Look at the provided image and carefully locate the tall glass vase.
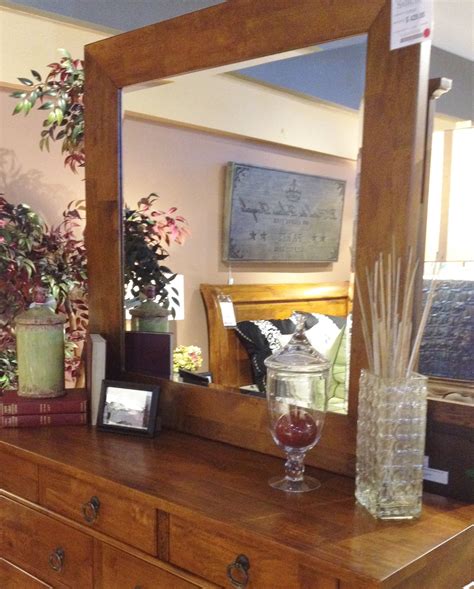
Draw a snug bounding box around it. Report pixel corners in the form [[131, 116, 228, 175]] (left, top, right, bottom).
[[355, 370, 428, 520]]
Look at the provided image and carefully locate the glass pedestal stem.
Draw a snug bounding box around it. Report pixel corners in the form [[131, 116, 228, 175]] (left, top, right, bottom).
[[284, 451, 305, 482], [269, 450, 321, 493]]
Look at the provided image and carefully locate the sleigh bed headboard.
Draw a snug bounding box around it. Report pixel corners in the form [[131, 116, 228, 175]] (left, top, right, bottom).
[[200, 282, 350, 389]]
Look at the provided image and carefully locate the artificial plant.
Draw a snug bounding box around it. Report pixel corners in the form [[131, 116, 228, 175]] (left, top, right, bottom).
[[11, 49, 85, 172], [0, 196, 87, 390], [10, 52, 190, 315], [124, 193, 190, 312]]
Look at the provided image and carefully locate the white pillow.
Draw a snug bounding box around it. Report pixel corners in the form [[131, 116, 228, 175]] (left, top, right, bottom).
[[304, 313, 342, 357]]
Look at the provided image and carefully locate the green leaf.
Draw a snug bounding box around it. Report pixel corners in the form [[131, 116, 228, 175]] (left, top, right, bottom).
[[46, 111, 56, 125], [18, 77, 33, 86], [12, 102, 23, 115], [31, 69, 42, 81], [59, 48, 72, 59], [10, 91, 27, 99], [38, 101, 54, 110], [22, 100, 32, 115], [55, 108, 64, 125]]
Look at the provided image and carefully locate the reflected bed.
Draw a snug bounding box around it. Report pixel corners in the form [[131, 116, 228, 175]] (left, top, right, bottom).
[[200, 282, 351, 411]]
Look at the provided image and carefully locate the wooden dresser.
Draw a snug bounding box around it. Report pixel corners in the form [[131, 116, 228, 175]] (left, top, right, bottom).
[[0, 426, 472, 589]]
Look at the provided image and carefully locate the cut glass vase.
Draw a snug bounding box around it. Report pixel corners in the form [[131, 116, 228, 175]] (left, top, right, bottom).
[[355, 369, 428, 520]]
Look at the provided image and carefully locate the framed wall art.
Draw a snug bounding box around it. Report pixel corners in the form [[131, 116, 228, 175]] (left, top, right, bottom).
[[223, 162, 346, 263]]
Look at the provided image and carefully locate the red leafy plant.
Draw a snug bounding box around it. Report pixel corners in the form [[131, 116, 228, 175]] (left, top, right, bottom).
[[124, 193, 190, 310], [0, 196, 87, 389]]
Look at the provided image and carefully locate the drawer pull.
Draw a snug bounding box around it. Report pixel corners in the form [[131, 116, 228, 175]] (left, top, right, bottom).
[[48, 547, 65, 572], [82, 495, 101, 523], [226, 554, 250, 588]]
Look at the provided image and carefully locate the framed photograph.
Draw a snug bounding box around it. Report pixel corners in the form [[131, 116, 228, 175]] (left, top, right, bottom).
[[97, 380, 160, 437], [223, 162, 346, 263]]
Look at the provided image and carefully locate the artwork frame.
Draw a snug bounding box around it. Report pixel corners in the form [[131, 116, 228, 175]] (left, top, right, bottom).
[[97, 380, 160, 437], [223, 162, 346, 263]]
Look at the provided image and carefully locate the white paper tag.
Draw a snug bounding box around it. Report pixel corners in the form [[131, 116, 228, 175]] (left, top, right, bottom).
[[423, 466, 449, 485], [219, 300, 236, 327], [391, 0, 433, 51]]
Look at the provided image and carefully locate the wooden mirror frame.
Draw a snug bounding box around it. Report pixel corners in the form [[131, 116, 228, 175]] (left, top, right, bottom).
[[84, 0, 430, 476]]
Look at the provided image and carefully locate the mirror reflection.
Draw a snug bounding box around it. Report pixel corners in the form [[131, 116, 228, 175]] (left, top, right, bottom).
[[421, 124, 474, 400], [120, 35, 368, 415], [418, 49, 474, 402]]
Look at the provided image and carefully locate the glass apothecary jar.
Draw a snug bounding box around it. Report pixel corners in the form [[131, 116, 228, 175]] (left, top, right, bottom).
[[264, 313, 330, 493]]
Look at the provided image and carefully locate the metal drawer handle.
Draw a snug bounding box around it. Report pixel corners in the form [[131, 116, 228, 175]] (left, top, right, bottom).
[[82, 495, 101, 524], [226, 554, 250, 588], [48, 547, 65, 572]]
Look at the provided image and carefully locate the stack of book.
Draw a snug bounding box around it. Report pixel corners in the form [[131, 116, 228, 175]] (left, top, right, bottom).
[[0, 389, 88, 428]]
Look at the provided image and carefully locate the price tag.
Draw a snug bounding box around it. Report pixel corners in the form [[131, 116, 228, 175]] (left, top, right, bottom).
[[391, 0, 433, 51], [218, 297, 236, 328]]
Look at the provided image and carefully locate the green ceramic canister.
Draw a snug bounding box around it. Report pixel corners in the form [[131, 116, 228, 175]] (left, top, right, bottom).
[[15, 305, 67, 398], [130, 285, 171, 333]]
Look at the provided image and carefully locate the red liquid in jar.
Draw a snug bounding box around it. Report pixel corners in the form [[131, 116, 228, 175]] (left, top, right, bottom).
[[275, 410, 318, 448]]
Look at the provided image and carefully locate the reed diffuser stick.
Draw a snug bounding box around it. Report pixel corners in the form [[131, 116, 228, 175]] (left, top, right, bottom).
[[356, 251, 435, 378]]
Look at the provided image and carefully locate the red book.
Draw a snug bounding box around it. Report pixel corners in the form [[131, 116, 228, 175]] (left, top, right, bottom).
[[0, 389, 88, 416], [0, 412, 87, 428]]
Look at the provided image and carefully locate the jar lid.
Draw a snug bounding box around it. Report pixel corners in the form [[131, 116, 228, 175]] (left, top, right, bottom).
[[15, 305, 67, 326], [264, 313, 330, 373]]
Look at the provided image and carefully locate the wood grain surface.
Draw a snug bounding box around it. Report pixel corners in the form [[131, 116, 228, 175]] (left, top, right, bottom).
[[0, 495, 94, 588], [38, 466, 157, 555], [84, 0, 431, 478], [0, 559, 52, 589], [0, 427, 472, 588]]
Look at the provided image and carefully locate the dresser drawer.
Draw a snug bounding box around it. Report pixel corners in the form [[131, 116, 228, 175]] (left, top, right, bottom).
[[0, 559, 52, 589], [39, 466, 156, 554], [0, 496, 93, 588], [98, 543, 208, 588], [0, 450, 38, 502], [169, 516, 337, 589]]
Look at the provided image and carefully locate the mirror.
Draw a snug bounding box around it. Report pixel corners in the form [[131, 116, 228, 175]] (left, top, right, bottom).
[[120, 36, 367, 414], [420, 68, 473, 401], [84, 0, 430, 475]]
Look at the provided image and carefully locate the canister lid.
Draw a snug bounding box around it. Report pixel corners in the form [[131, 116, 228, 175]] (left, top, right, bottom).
[[15, 305, 67, 326], [130, 300, 171, 318]]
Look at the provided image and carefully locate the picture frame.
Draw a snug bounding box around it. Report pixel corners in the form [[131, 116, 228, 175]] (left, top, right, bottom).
[[97, 380, 160, 437], [223, 162, 346, 263]]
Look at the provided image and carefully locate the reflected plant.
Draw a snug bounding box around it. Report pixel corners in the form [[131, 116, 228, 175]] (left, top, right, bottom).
[[124, 193, 190, 312]]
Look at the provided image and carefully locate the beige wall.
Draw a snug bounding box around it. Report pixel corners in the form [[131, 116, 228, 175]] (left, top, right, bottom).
[[122, 117, 356, 369], [0, 87, 85, 224]]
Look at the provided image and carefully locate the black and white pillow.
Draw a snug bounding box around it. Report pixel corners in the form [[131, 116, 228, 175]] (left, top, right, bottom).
[[235, 318, 294, 392], [235, 313, 347, 393]]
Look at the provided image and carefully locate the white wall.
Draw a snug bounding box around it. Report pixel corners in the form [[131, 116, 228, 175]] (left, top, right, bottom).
[[124, 73, 361, 160]]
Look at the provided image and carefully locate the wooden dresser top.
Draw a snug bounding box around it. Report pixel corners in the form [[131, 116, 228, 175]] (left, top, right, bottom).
[[0, 426, 472, 587]]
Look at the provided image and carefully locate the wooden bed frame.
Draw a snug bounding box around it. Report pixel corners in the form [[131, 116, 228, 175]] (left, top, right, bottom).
[[200, 282, 350, 388]]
